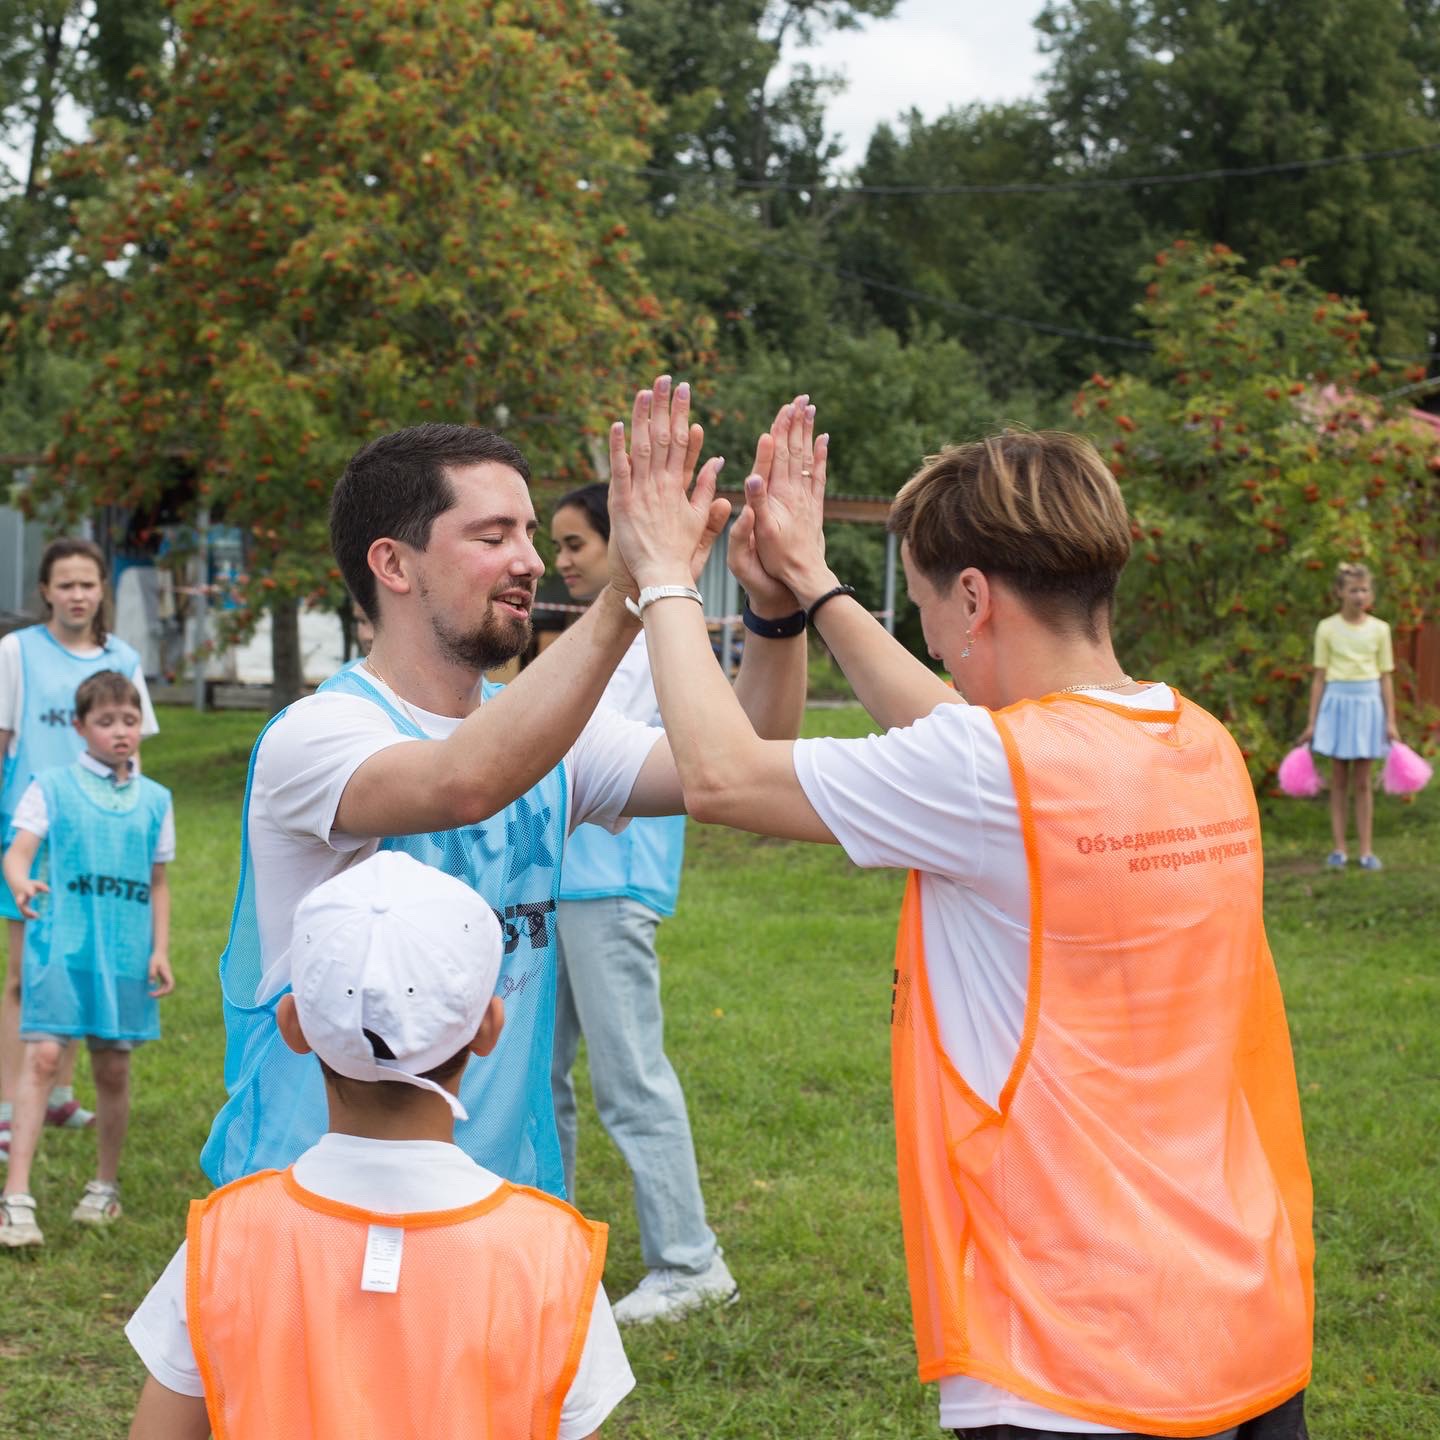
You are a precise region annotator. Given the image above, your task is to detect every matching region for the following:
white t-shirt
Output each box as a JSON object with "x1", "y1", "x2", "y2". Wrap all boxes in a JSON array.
[
  {"x1": 601, "y1": 632, "x2": 663, "y2": 726},
  {"x1": 12, "y1": 751, "x2": 176, "y2": 863},
  {"x1": 0, "y1": 630, "x2": 159, "y2": 757},
  {"x1": 792, "y1": 684, "x2": 1175, "y2": 1435},
  {"x1": 247, "y1": 671, "x2": 662, "y2": 999},
  {"x1": 126, "y1": 1132, "x2": 635, "y2": 1439}
]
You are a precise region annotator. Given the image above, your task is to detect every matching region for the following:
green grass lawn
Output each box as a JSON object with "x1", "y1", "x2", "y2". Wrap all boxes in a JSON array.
[{"x1": 1, "y1": 704, "x2": 1437, "y2": 1437}]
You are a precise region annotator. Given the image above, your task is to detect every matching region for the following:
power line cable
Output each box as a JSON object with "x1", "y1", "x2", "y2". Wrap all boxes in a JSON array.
[{"x1": 626, "y1": 139, "x2": 1440, "y2": 198}]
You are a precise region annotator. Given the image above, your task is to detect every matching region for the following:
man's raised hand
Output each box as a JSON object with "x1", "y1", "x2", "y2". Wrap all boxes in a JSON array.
[
  {"x1": 742, "y1": 394, "x2": 829, "y2": 603},
  {"x1": 727, "y1": 395, "x2": 815, "y2": 617}
]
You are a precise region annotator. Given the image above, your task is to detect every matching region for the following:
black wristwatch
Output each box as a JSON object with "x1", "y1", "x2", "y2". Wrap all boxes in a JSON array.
[{"x1": 742, "y1": 601, "x2": 808, "y2": 639}]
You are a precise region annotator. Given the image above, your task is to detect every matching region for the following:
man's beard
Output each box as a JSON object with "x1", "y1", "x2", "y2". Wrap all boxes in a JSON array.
[{"x1": 430, "y1": 603, "x2": 532, "y2": 672}]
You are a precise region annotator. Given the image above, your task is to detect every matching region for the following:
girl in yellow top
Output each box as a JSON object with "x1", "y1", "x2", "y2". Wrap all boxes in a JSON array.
[{"x1": 1298, "y1": 563, "x2": 1400, "y2": 870}]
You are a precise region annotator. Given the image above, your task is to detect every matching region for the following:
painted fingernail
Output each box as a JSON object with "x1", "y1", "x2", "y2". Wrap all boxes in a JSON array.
[
  {"x1": 656, "y1": 375, "x2": 671, "y2": 394},
  {"x1": 746, "y1": 473, "x2": 762, "y2": 491},
  {"x1": 639, "y1": 390, "x2": 651, "y2": 409},
  {"x1": 819, "y1": 433, "x2": 829, "y2": 446},
  {"x1": 611, "y1": 421, "x2": 624, "y2": 436},
  {"x1": 806, "y1": 404, "x2": 816, "y2": 421},
  {"x1": 676, "y1": 381, "x2": 689, "y2": 400},
  {"x1": 714, "y1": 457, "x2": 725, "y2": 472}
]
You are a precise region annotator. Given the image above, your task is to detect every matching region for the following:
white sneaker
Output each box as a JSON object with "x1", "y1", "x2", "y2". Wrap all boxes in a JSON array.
[
  {"x1": 612, "y1": 1251, "x2": 738, "y2": 1325},
  {"x1": 0, "y1": 1193, "x2": 44, "y2": 1248},
  {"x1": 71, "y1": 1179, "x2": 122, "y2": 1226}
]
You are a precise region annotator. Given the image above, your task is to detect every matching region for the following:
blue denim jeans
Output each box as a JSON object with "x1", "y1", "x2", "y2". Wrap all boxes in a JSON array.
[{"x1": 551, "y1": 896, "x2": 717, "y2": 1273}]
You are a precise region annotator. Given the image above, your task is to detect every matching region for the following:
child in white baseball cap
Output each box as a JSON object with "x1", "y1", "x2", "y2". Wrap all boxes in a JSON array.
[{"x1": 126, "y1": 850, "x2": 634, "y2": 1440}]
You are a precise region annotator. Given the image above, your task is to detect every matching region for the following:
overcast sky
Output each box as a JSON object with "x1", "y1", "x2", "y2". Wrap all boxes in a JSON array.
[{"x1": 779, "y1": 0, "x2": 1050, "y2": 169}]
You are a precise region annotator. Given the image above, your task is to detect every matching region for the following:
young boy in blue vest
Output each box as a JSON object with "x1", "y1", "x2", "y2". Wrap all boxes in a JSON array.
[
  {"x1": 0, "y1": 669, "x2": 174, "y2": 1247},
  {"x1": 126, "y1": 849, "x2": 633, "y2": 1440}
]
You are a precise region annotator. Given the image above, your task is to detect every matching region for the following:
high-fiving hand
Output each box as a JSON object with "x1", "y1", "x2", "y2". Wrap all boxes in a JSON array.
[
  {"x1": 726, "y1": 395, "x2": 826, "y2": 616},
  {"x1": 733, "y1": 394, "x2": 829, "y2": 608},
  {"x1": 609, "y1": 375, "x2": 731, "y2": 596}
]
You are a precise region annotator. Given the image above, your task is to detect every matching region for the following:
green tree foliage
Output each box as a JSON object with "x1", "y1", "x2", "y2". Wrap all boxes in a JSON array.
[
  {"x1": 704, "y1": 323, "x2": 1002, "y2": 497},
  {"x1": 599, "y1": 1, "x2": 896, "y2": 200},
  {"x1": 0, "y1": 1, "x2": 168, "y2": 463},
  {"x1": 1035, "y1": 0, "x2": 1440, "y2": 355},
  {"x1": 836, "y1": 0, "x2": 1440, "y2": 400},
  {"x1": 1073, "y1": 240, "x2": 1440, "y2": 779},
  {"x1": 30, "y1": 0, "x2": 668, "y2": 698},
  {"x1": 836, "y1": 103, "x2": 1158, "y2": 399},
  {"x1": 0, "y1": 0, "x2": 167, "y2": 306},
  {"x1": 600, "y1": 0, "x2": 896, "y2": 366}
]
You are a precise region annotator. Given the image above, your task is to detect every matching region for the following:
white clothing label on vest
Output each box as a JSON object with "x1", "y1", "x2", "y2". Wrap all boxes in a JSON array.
[{"x1": 360, "y1": 1224, "x2": 404, "y2": 1293}]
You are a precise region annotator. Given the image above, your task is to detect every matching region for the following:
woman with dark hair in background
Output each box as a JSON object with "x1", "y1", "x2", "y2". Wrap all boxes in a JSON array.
[
  {"x1": 547, "y1": 480, "x2": 731, "y2": 1324},
  {"x1": 548, "y1": 395, "x2": 814, "y2": 1324}
]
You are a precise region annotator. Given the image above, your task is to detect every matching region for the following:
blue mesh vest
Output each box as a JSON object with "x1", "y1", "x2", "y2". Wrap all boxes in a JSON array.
[
  {"x1": 559, "y1": 810, "x2": 684, "y2": 918},
  {"x1": 199, "y1": 667, "x2": 569, "y2": 1194},
  {"x1": 557, "y1": 638, "x2": 684, "y2": 917},
  {"x1": 1, "y1": 625, "x2": 143, "y2": 922},
  {"x1": 20, "y1": 764, "x2": 170, "y2": 1042}
]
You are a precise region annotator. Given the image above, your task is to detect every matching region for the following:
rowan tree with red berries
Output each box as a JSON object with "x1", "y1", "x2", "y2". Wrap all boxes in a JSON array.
[
  {"x1": 1074, "y1": 241, "x2": 1439, "y2": 782},
  {"x1": 32, "y1": 0, "x2": 673, "y2": 704}
]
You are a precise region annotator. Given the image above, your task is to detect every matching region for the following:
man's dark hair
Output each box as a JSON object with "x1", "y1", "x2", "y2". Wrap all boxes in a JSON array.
[
  {"x1": 74, "y1": 669, "x2": 142, "y2": 721},
  {"x1": 330, "y1": 424, "x2": 531, "y2": 622},
  {"x1": 553, "y1": 481, "x2": 610, "y2": 543}
]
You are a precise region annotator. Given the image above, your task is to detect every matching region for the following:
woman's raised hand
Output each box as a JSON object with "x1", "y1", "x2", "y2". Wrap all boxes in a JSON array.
[{"x1": 608, "y1": 374, "x2": 730, "y2": 597}]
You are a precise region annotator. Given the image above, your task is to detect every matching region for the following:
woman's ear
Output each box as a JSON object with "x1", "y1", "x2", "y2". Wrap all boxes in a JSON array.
[
  {"x1": 955, "y1": 567, "x2": 993, "y2": 635},
  {"x1": 276, "y1": 994, "x2": 313, "y2": 1057},
  {"x1": 471, "y1": 996, "x2": 505, "y2": 1058}
]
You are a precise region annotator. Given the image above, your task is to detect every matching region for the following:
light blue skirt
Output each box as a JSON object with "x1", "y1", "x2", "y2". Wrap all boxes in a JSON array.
[{"x1": 1313, "y1": 679, "x2": 1388, "y2": 760}]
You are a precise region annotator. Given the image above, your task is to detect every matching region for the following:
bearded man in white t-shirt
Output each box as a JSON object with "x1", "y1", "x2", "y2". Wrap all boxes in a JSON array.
[
  {"x1": 198, "y1": 374, "x2": 809, "y2": 1287},
  {"x1": 609, "y1": 425, "x2": 1314, "y2": 1440}
]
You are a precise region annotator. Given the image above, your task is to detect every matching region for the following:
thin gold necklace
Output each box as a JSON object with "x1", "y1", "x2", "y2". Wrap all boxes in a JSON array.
[
  {"x1": 363, "y1": 658, "x2": 429, "y2": 731},
  {"x1": 1052, "y1": 675, "x2": 1136, "y2": 694}
]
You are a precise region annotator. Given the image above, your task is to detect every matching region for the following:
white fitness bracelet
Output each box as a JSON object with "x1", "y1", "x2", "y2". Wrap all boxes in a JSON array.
[{"x1": 624, "y1": 585, "x2": 705, "y2": 620}]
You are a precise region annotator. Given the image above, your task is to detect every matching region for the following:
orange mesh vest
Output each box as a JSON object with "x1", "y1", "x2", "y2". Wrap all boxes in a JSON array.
[
  {"x1": 187, "y1": 1168, "x2": 607, "y2": 1440},
  {"x1": 892, "y1": 693, "x2": 1313, "y2": 1436}
]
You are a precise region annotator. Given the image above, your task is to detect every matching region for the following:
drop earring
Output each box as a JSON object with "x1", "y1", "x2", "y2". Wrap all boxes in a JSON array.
[{"x1": 959, "y1": 631, "x2": 972, "y2": 660}]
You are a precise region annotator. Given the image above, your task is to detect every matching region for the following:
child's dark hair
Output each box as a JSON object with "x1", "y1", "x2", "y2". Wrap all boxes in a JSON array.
[
  {"x1": 316, "y1": 1044, "x2": 471, "y2": 1112},
  {"x1": 39, "y1": 537, "x2": 110, "y2": 647},
  {"x1": 554, "y1": 482, "x2": 610, "y2": 542},
  {"x1": 74, "y1": 670, "x2": 142, "y2": 721}
]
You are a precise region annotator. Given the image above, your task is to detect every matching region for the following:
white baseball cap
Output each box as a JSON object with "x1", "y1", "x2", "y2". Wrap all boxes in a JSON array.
[{"x1": 290, "y1": 850, "x2": 504, "y2": 1121}]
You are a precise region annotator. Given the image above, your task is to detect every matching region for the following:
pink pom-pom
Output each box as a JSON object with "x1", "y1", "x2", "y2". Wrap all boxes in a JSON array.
[
  {"x1": 1277, "y1": 745, "x2": 1323, "y2": 798},
  {"x1": 1383, "y1": 741, "x2": 1433, "y2": 795}
]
